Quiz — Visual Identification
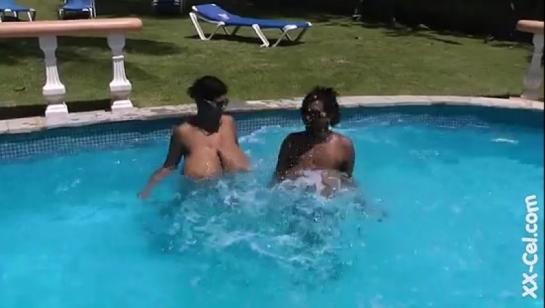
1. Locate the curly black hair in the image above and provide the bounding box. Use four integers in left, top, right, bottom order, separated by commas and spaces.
187, 76, 228, 101
301, 86, 341, 126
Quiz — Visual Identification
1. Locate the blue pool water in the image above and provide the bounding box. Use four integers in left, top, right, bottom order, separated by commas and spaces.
0, 107, 544, 307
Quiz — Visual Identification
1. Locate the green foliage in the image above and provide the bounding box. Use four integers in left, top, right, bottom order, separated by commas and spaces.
241, 0, 544, 37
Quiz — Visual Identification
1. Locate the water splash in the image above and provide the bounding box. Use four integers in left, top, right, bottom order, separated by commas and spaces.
147, 173, 382, 285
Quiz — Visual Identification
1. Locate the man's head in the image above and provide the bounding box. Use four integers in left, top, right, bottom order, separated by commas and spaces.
300, 86, 340, 133
187, 76, 229, 114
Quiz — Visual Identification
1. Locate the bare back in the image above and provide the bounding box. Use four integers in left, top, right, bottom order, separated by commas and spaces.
164, 115, 249, 179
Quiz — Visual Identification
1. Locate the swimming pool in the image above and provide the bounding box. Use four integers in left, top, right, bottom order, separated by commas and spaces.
0, 106, 543, 307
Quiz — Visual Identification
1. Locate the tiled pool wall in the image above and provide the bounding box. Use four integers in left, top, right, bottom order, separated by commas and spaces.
0, 105, 543, 161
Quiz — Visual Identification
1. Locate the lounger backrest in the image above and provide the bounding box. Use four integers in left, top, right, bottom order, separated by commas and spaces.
193, 4, 236, 22
1, 0, 18, 6
64, 0, 93, 6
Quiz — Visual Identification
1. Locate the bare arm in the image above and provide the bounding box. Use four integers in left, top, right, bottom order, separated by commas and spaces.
138, 128, 186, 199
273, 135, 296, 182
340, 137, 355, 178
342, 139, 356, 177
226, 115, 240, 146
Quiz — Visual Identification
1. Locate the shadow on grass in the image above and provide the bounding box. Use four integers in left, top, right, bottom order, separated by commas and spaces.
96, 0, 186, 17
95, 0, 355, 20
60, 12, 94, 20
360, 22, 465, 45
0, 37, 184, 66
358, 19, 540, 48
386, 29, 462, 45
184, 34, 304, 47
0, 99, 111, 120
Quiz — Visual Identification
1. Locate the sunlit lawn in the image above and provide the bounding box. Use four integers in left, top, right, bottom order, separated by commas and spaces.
0, 0, 536, 108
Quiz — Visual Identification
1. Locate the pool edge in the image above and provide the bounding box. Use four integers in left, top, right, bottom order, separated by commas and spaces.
1, 95, 543, 134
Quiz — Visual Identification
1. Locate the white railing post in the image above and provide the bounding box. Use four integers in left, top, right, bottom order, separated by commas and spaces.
107, 33, 134, 112
522, 34, 544, 100
39, 35, 68, 125
1, 18, 142, 121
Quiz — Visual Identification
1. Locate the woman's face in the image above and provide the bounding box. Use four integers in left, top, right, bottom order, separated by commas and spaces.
302, 100, 330, 132
198, 94, 229, 116
203, 94, 229, 109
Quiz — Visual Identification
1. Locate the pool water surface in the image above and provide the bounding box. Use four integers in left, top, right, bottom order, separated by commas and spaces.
0, 107, 543, 307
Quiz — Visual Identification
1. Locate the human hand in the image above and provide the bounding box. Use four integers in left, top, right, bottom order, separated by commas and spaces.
138, 189, 151, 200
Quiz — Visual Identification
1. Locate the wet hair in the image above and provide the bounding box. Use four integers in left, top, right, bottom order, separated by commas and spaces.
301, 86, 341, 126
187, 76, 228, 101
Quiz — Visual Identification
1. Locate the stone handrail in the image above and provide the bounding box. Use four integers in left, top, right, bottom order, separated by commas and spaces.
516, 20, 544, 101
0, 18, 143, 125
517, 20, 544, 35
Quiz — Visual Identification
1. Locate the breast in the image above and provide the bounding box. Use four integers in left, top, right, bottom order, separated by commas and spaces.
183, 148, 223, 179
299, 146, 339, 170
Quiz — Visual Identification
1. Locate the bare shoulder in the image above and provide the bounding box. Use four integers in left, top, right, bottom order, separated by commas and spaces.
284, 131, 305, 143
221, 114, 236, 125
331, 132, 354, 149
174, 121, 192, 138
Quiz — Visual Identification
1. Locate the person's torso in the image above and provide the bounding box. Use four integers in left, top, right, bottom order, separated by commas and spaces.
179, 119, 247, 179
290, 133, 344, 172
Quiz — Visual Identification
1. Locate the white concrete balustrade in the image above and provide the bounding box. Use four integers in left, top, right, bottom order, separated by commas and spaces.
0, 18, 142, 125
516, 20, 544, 101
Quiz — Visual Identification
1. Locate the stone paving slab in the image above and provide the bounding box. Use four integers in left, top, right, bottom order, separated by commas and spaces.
0, 120, 8, 134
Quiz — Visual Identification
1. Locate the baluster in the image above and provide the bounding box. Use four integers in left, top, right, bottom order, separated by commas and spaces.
39, 35, 68, 125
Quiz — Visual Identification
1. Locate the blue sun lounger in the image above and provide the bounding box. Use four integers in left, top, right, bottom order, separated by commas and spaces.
189, 3, 312, 47
0, 0, 35, 22
58, 0, 96, 19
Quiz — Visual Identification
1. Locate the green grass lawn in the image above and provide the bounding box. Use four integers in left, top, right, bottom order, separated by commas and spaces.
0, 0, 537, 108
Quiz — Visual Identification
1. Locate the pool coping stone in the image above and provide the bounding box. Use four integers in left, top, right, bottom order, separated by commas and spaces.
1, 95, 542, 134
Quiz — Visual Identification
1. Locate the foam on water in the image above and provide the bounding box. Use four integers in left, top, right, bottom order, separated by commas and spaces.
142, 166, 377, 286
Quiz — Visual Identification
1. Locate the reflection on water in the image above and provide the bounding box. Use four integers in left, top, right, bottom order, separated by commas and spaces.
143, 173, 384, 286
